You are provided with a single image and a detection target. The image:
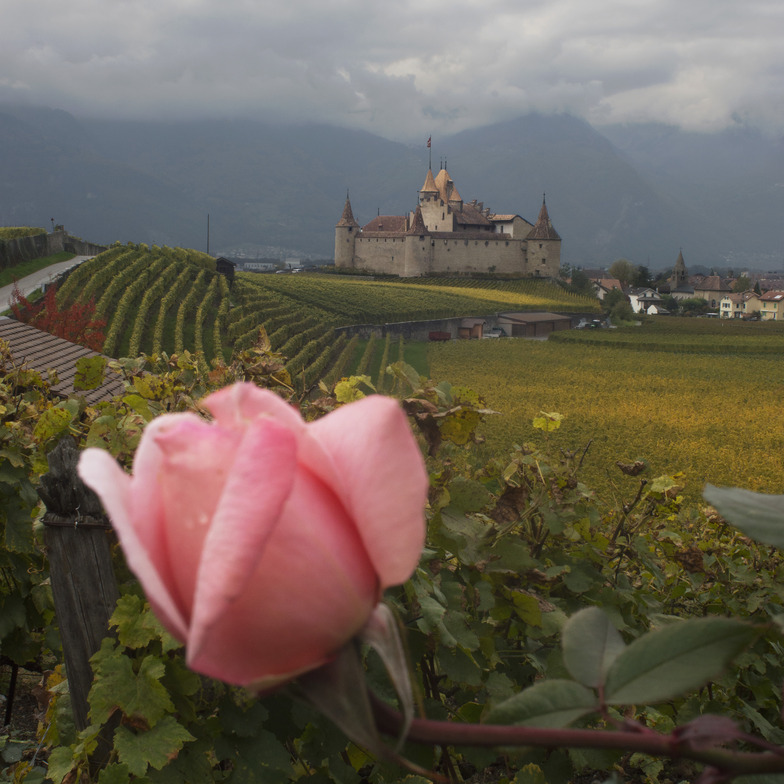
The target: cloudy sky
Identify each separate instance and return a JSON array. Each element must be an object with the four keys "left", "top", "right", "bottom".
[{"left": 2, "top": 0, "right": 783, "bottom": 141}]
